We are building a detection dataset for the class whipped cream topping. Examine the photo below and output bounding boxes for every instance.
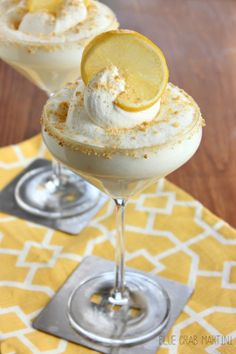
[0,0,118,44]
[66,66,161,130]
[83,66,161,129]
[19,0,87,35]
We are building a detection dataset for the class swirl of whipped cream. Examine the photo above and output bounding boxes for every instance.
[83,66,161,129]
[19,0,87,35]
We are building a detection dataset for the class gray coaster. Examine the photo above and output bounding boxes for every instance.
[0,159,108,235]
[33,256,193,354]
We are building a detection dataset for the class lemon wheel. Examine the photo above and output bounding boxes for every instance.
[81,29,169,112]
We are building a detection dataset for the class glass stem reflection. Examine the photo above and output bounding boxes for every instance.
[51,159,62,188]
[111,198,128,305]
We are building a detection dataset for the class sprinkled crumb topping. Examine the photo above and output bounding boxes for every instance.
[42,83,204,159]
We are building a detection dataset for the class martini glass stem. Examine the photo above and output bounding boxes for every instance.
[111,198,127,305]
[47,91,63,190]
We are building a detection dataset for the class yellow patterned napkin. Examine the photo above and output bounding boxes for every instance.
[0,135,235,354]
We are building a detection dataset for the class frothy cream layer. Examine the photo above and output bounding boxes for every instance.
[43,81,203,156]
[0,0,118,45]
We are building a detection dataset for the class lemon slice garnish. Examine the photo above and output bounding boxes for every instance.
[81,29,169,112]
[84,0,91,8]
[27,0,64,14]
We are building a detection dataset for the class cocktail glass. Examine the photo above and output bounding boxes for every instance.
[0,3,118,218]
[42,100,202,345]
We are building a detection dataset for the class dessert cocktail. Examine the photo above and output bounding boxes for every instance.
[42,30,204,345]
[0,0,118,93]
[0,0,118,218]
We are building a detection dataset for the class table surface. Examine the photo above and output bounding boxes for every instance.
[0,0,236,228]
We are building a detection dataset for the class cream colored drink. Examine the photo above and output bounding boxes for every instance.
[0,0,118,93]
[42,76,203,198]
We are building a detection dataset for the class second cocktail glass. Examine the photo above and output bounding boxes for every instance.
[0,0,118,218]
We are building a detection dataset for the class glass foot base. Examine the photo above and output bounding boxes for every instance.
[15,166,100,219]
[68,271,170,346]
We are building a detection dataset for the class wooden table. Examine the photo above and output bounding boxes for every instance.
[0,0,236,227]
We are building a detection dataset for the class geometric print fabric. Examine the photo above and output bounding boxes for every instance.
[0,135,235,353]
